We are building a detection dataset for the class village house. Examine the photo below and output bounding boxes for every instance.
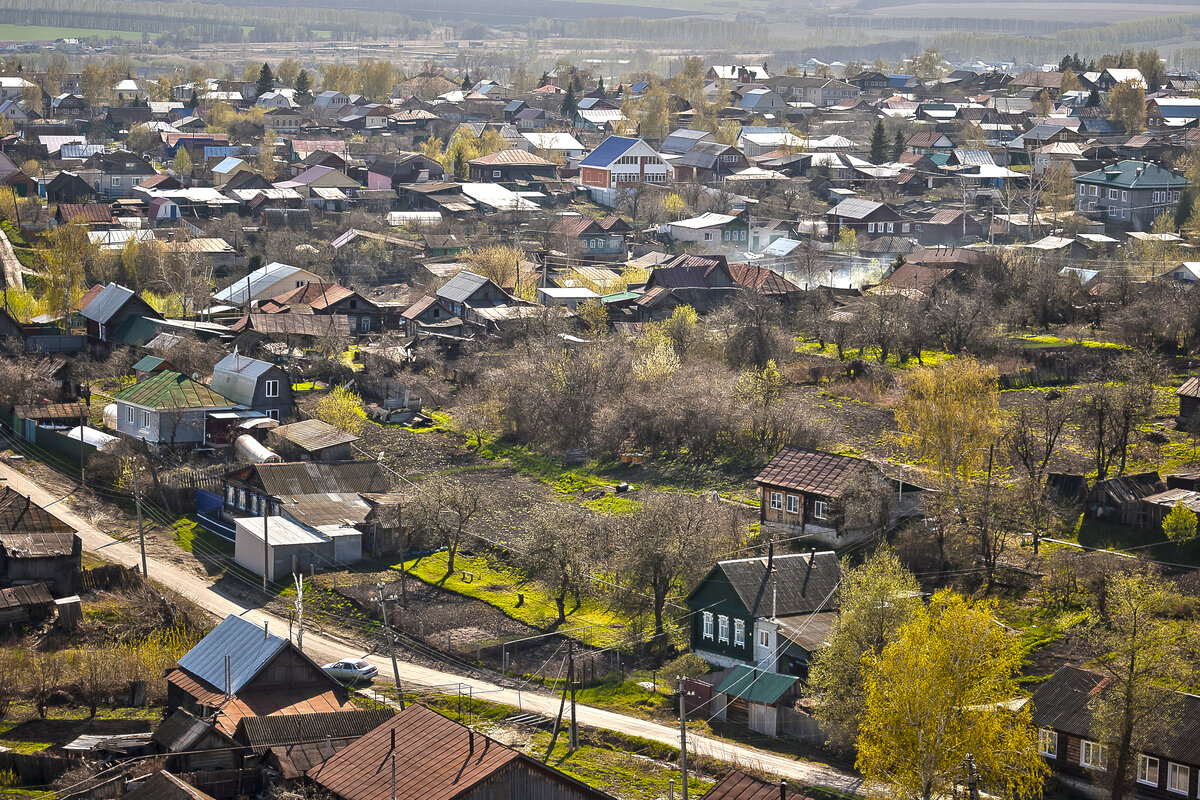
[756,446,920,547]
[213,262,325,306]
[167,614,355,736]
[0,486,81,595]
[551,215,630,261]
[578,136,670,189]
[79,282,163,353]
[210,351,293,422]
[1074,160,1187,231]
[826,198,906,239]
[685,549,841,676]
[467,149,558,183]
[112,371,237,448]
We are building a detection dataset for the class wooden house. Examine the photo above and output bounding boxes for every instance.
[685,550,840,676]
[1032,665,1200,798]
[0,583,55,629]
[1177,377,1200,427]
[1086,472,1165,525]
[166,614,355,736]
[0,486,81,594]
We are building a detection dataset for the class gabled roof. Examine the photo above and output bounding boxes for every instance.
[177,614,288,696]
[0,486,77,555]
[273,419,359,453]
[211,351,280,406]
[755,446,872,496]
[727,263,800,295]
[233,461,390,496]
[124,772,216,800]
[705,771,815,800]
[235,708,395,753]
[57,203,113,225]
[578,136,641,168]
[467,149,554,167]
[688,551,841,618]
[436,270,508,305]
[308,704,612,800]
[214,262,310,304]
[80,282,141,324]
[112,371,233,410]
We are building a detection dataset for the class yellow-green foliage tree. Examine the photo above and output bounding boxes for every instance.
[1163,502,1198,543]
[857,590,1049,800]
[461,245,527,297]
[315,384,365,435]
[35,222,95,320]
[1109,79,1147,134]
[808,549,922,751]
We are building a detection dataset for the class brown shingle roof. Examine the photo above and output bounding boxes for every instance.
[552,216,602,239]
[308,705,611,800]
[268,282,355,310]
[754,446,870,497]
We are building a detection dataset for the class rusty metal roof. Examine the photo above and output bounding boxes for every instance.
[235,708,395,753]
[705,770,816,800]
[754,446,870,497]
[12,402,87,421]
[243,461,389,497]
[309,704,611,800]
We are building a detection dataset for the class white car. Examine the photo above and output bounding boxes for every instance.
[322,658,378,685]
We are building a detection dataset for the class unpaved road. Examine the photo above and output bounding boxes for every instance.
[0,461,864,794]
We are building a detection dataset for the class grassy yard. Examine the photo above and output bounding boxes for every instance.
[396,551,629,649]
[172,516,232,555]
[0,701,160,755]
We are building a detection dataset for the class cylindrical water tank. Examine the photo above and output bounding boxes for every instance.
[102,403,117,430]
[234,434,281,463]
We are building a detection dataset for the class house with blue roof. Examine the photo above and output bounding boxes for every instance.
[578,136,670,189]
[212,157,251,187]
[166,614,352,734]
[1074,160,1187,231]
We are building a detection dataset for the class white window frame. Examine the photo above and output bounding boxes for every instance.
[142,410,150,428]
[867,222,875,233]
[1122,190,1129,201]
[1169,763,1189,794]
[126,406,134,423]
[237,489,247,511]
[702,611,713,639]
[1038,728,1057,757]
[758,628,770,647]
[769,491,783,511]
[492,170,502,178]
[1139,755,1160,787]
[786,494,799,514]
[1081,740,1107,771]
[360,316,371,332]
[813,500,828,520]
[734,618,745,647]
[111,176,122,187]
[264,379,279,398]
[718,615,729,643]
[266,408,279,420]
[1108,188,1118,200]
[1090,185,1098,196]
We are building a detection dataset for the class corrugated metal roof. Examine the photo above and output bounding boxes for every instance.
[151,709,218,752]
[13,402,87,421]
[235,708,395,753]
[468,149,554,166]
[579,136,639,168]
[274,419,359,453]
[704,770,815,800]
[436,271,490,304]
[80,282,137,324]
[714,664,798,705]
[309,705,607,800]
[214,262,306,304]
[177,613,287,696]
[211,352,279,407]
[693,551,841,618]
[234,314,351,337]
[113,371,233,410]
[249,461,389,497]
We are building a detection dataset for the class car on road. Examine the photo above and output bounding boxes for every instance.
[322,658,378,685]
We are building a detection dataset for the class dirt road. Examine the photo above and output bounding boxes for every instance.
[0,461,864,793]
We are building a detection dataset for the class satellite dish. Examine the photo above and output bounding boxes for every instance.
[192,372,200,381]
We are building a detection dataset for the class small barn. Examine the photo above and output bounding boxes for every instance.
[0,583,54,628]
[0,486,81,594]
[1178,377,1200,427]
[706,664,802,737]
[1086,472,1165,525]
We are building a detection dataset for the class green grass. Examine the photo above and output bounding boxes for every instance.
[0,23,146,40]
[172,516,232,555]
[397,551,629,649]
[795,337,955,367]
[1012,334,1130,350]
[574,678,674,719]
[536,730,712,800]
[581,494,642,515]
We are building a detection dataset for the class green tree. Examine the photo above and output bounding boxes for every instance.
[857,590,1049,800]
[808,549,922,751]
[256,63,275,98]
[1087,87,1102,106]
[1087,572,1195,800]
[892,128,905,162]
[561,83,577,117]
[172,145,192,176]
[294,69,312,103]
[1109,79,1147,133]
[1162,502,1198,543]
[870,119,888,164]
[836,225,857,253]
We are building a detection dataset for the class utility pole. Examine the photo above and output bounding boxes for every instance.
[131,460,147,577]
[293,572,304,651]
[966,753,980,800]
[545,654,571,761]
[568,640,577,752]
[380,586,403,707]
[678,677,689,800]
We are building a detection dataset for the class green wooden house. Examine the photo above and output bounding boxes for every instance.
[684,549,840,677]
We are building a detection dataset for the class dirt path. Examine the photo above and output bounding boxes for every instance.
[0,461,865,794]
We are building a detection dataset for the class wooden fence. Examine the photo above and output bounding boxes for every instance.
[179,768,265,799]
[79,564,143,591]
[0,750,74,784]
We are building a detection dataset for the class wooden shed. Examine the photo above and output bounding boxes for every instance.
[0,582,54,628]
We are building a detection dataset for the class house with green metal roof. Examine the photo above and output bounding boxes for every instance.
[1074,160,1187,231]
[112,371,235,447]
